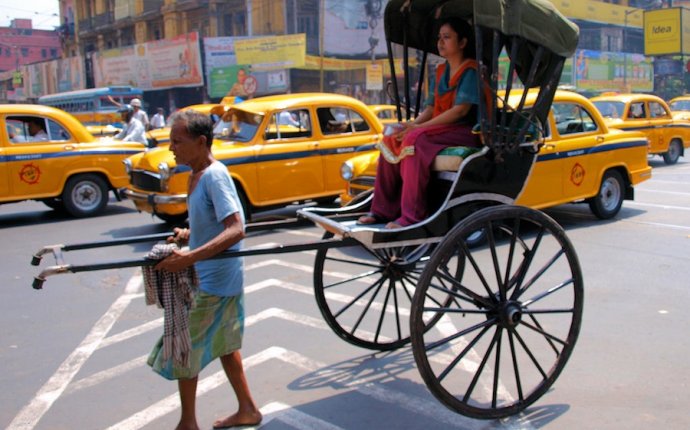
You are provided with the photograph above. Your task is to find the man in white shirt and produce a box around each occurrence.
[10,118,49,142]
[278,110,299,127]
[115,105,147,144]
[150,107,166,129]
[131,98,150,130]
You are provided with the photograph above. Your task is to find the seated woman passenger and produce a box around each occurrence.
[358,17,484,229]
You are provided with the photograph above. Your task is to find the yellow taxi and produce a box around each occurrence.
[86,124,122,137]
[341,90,652,219]
[0,104,145,217]
[120,93,383,223]
[144,103,224,147]
[367,104,405,125]
[590,93,690,164]
[668,95,690,121]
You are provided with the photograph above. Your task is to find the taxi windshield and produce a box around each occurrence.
[592,101,625,119]
[669,100,690,111]
[214,109,263,142]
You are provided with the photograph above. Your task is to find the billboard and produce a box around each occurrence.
[643,8,690,56]
[93,32,204,90]
[323,0,389,57]
[203,36,291,99]
[574,49,653,93]
[234,34,306,69]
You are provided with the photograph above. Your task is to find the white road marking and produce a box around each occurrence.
[635,188,690,196]
[107,346,512,430]
[98,315,161,349]
[13,261,532,430]
[66,354,148,394]
[7,272,143,430]
[626,201,690,211]
[620,219,690,231]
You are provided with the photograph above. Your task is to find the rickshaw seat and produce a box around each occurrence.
[432,146,482,172]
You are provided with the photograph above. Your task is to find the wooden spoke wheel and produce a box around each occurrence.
[410,205,583,418]
[314,232,459,351]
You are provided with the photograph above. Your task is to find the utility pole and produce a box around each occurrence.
[319,0,325,92]
[623,9,637,92]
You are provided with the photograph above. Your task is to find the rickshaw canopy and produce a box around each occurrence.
[384,0,578,58]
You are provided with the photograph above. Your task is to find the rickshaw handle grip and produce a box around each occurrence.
[30,232,174,266]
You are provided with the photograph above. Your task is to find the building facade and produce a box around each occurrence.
[0,19,61,73]
[1,0,686,105]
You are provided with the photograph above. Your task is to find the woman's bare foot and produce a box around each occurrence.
[212,410,263,429]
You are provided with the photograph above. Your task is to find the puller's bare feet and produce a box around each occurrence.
[175,421,200,430]
[212,410,263,429]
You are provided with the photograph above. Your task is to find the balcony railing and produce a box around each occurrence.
[143,0,164,14]
[93,11,114,28]
[78,18,93,32]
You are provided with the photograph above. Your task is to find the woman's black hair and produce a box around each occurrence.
[437,17,476,59]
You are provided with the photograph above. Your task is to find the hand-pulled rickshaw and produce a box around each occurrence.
[31,0,581,420]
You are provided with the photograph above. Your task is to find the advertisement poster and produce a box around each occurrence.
[234,34,306,69]
[93,32,203,90]
[574,49,653,93]
[204,36,289,98]
[56,56,84,92]
[323,0,389,57]
[93,46,137,87]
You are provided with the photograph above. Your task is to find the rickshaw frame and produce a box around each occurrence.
[31,0,583,420]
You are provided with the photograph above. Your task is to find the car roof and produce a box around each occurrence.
[232,93,371,115]
[590,93,665,104]
[499,89,591,109]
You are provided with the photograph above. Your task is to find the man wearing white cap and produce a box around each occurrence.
[131,98,150,130]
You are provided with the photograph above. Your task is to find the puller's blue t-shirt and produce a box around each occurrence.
[188,161,245,297]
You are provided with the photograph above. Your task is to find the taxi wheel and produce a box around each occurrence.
[663,140,682,165]
[588,170,624,220]
[62,174,109,218]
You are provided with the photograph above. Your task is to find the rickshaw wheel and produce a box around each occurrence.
[314,232,462,351]
[410,205,583,419]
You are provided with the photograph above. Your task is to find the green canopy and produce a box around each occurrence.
[384,0,579,58]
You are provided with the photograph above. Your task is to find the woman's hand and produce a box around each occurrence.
[395,121,419,141]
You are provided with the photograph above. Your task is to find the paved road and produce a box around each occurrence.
[1,157,689,429]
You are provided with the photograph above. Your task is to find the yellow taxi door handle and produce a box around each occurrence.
[63,145,75,151]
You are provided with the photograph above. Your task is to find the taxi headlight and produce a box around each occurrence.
[123,159,132,175]
[340,160,354,181]
[158,162,171,181]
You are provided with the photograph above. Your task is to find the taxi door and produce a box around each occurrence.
[648,100,673,153]
[254,108,324,203]
[0,115,12,198]
[316,106,381,193]
[557,105,602,201]
[625,101,655,148]
[4,116,71,199]
[517,110,563,208]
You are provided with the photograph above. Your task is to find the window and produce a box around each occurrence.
[628,102,646,119]
[265,109,311,140]
[47,119,70,141]
[649,102,669,118]
[553,103,597,135]
[21,48,29,57]
[41,49,47,58]
[317,107,371,135]
[7,116,50,143]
